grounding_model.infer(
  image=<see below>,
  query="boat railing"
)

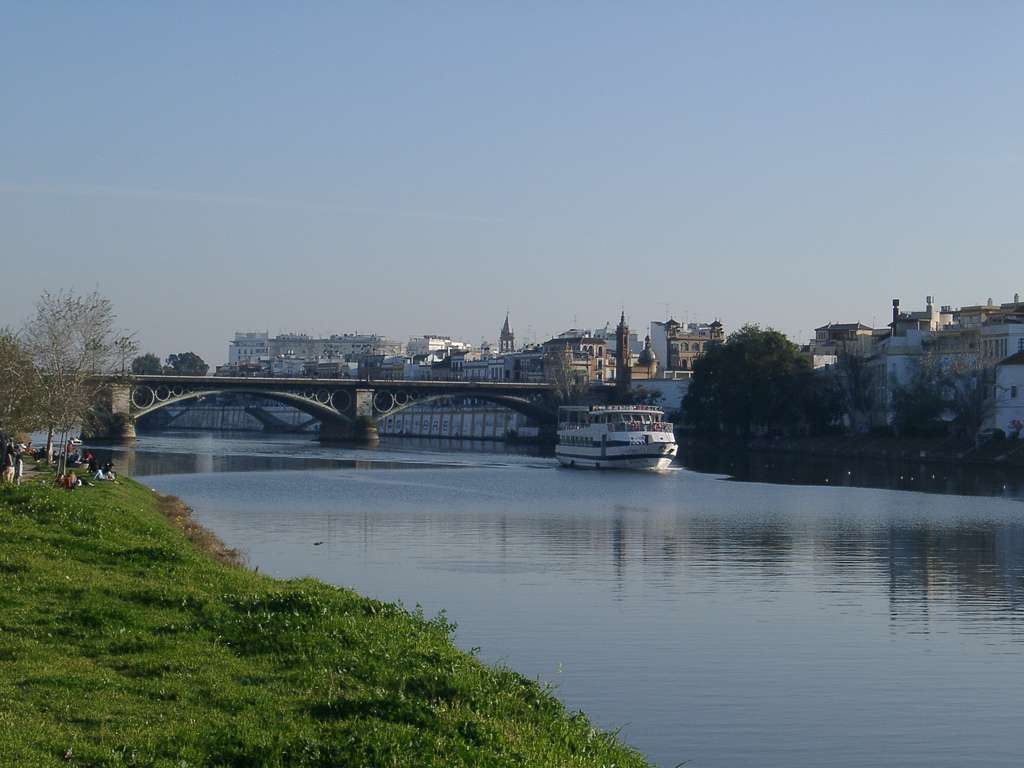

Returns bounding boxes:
[558,422,674,433]
[612,422,674,433]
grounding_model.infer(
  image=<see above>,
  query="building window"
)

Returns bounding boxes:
[1013,386,1019,399]
[1019,338,1024,352]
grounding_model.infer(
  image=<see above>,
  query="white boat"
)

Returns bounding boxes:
[555,404,678,471]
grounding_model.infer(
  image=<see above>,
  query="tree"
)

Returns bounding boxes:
[891,355,948,437]
[683,325,833,436]
[543,346,587,403]
[21,290,120,470]
[0,329,43,449]
[113,334,140,377]
[165,352,209,376]
[944,354,995,439]
[833,344,877,433]
[132,353,163,375]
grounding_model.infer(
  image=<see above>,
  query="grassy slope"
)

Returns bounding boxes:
[0,478,652,768]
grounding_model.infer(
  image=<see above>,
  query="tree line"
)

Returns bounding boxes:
[131,351,209,376]
[1,290,208,467]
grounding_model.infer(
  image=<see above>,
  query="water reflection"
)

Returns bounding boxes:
[93,430,546,477]
[680,442,1024,500]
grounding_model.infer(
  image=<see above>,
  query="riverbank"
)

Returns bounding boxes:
[0,475,652,767]
[680,432,1024,468]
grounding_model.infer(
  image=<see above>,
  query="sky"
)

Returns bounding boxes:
[3,2,1023,366]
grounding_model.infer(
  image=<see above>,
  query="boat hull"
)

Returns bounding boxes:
[555,445,677,471]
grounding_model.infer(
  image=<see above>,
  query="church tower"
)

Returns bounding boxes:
[615,311,631,400]
[499,313,515,354]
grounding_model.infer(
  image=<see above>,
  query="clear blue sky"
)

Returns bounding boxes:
[3,2,1022,365]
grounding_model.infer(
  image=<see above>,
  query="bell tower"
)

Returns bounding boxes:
[615,311,631,400]
[499,312,515,354]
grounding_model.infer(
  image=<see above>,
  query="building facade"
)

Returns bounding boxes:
[649,319,724,376]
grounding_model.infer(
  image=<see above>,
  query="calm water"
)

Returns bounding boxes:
[112,432,1024,768]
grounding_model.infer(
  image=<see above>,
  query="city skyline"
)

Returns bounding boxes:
[4,4,1023,365]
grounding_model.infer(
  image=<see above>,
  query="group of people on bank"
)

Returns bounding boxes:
[59,440,118,488]
[2,437,117,489]
[2,441,27,485]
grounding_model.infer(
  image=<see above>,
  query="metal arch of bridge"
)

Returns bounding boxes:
[106,375,560,443]
[362,390,553,423]
[129,386,352,426]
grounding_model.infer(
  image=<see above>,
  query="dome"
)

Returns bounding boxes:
[638,335,657,366]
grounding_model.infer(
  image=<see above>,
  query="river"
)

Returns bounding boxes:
[100,431,1024,768]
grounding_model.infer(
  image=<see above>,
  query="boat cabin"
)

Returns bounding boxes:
[558,404,668,431]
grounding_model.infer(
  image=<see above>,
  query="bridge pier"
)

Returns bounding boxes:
[110,383,137,442]
[318,417,379,446]
[318,389,379,445]
[82,382,137,443]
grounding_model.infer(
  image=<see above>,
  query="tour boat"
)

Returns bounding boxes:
[555,405,678,471]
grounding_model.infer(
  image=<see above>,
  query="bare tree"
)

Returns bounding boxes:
[0,329,43,450]
[21,290,120,472]
[543,346,588,403]
[113,333,140,378]
[944,352,994,439]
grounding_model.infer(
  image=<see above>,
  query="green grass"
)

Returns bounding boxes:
[0,477,652,767]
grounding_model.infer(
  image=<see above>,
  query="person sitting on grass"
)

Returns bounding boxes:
[94,462,117,481]
[59,472,82,490]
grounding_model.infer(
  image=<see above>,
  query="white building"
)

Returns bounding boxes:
[229,332,270,364]
[227,331,401,369]
[981,322,1024,362]
[406,335,472,357]
[990,352,1024,436]
[269,355,307,377]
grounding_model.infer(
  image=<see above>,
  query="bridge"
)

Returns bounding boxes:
[99,375,565,444]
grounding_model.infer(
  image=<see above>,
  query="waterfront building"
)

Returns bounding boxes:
[228,331,401,365]
[858,295,1024,430]
[406,335,472,357]
[228,331,271,364]
[448,349,481,379]
[304,358,357,378]
[979,303,1024,361]
[269,355,308,377]
[224,331,401,376]
[505,347,546,382]
[810,323,885,356]
[649,318,725,377]
[988,352,1024,436]
[543,332,610,384]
